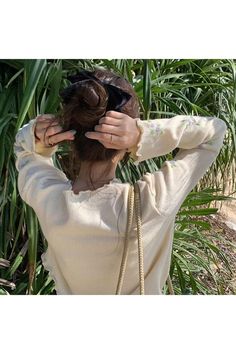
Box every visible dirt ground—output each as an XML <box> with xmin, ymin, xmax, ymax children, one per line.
<box><xmin>218</xmin><ymin>194</ymin><xmax>236</xmax><ymax>227</ymax></box>
<box><xmin>205</xmin><ymin>180</ymin><xmax>236</xmax><ymax>294</ymax></box>
<box><xmin>201</xmin><ymin>208</ymin><xmax>236</xmax><ymax>294</ymax></box>
<box><xmin>188</xmin><ymin>151</ymin><xmax>236</xmax><ymax>294</ymax></box>
<box><xmin>212</xmin><ymin>172</ymin><xmax>236</xmax><ymax>225</ymax></box>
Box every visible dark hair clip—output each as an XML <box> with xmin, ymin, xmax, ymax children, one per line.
<box><xmin>61</xmin><ymin>70</ymin><xmax>132</xmax><ymax>111</ymax></box>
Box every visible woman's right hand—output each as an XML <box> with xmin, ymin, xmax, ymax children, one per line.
<box><xmin>34</xmin><ymin>114</ymin><xmax>76</xmax><ymax>147</ymax></box>
<box><xmin>84</xmin><ymin>111</ymin><xmax>141</xmax><ymax>150</ymax></box>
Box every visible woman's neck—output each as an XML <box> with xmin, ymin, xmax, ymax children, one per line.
<box><xmin>71</xmin><ymin>162</ymin><xmax>117</xmax><ymax>193</ymax></box>
<box><xmin>71</xmin><ymin>151</ymin><xmax>126</xmax><ymax>193</ymax></box>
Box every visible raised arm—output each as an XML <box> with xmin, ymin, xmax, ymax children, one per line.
<box><xmin>13</xmin><ymin>117</ymin><xmax>69</xmax><ymax>215</ymax></box>
<box><xmin>130</xmin><ymin>115</ymin><xmax>227</xmax><ymax>215</ymax></box>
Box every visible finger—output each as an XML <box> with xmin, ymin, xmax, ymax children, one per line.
<box><xmin>99</xmin><ymin>116</ymin><xmax>121</xmax><ymax>125</ymax></box>
<box><xmin>35</xmin><ymin>123</ymin><xmax>61</xmax><ymax>141</ymax></box>
<box><xmin>85</xmin><ymin>131</ymin><xmax>120</xmax><ymax>144</ymax></box>
<box><xmin>36</xmin><ymin>115</ymin><xmax>59</xmax><ymax>126</ymax></box>
<box><xmin>36</xmin><ymin>114</ymin><xmax>57</xmax><ymax>121</ymax></box>
<box><xmin>105</xmin><ymin>110</ymin><xmax>126</xmax><ymax>119</ymax></box>
<box><xmin>94</xmin><ymin>123</ymin><xmax>122</xmax><ymax>135</ymax></box>
<box><xmin>47</xmin><ymin>130</ymin><xmax>76</xmax><ymax>145</ymax></box>
<box><xmin>36</xmin><ymin>121</ymin><xmax>59</xmax><ymax>131</ymax></box>
<box><xmin>45</xmin><ymin>125</ymin><xmax>64</xmax><ymax>137</ymax></box>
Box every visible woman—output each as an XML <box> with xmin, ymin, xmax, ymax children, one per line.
<box><xmin>14</xmin><ymin>68</ymin><xmax>227</xmax><ymax>295</ymax></box>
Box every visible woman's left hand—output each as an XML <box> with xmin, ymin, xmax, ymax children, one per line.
<box><xmin>84</xmin><ymin>111</ymin><xmax>141</xmax><ymax>150</ymax></box>
<box><xmin>34</xmin><ymin>114</ymin><xmax>76</xmax><ymax>147</ymax></box>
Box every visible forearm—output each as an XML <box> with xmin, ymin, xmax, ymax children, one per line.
<box><xmin>14</xmin><ymin>118</ymin><xmax>63</xmax><ymax>204</ymax></box>
<box><xmin>129</xmin><ymin>115</ymin><xmax>227</xmax><ymax>165</ymax></box>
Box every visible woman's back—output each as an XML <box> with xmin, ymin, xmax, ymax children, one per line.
<box><xmin>14</xmin><ymin>114</ymin><xmax>227</xmax><ymax>294</ymax></box>
<box><xmin>38</xmin><ymin>175</ymin><xmax>174</xmax><ymax>295</ymax></box>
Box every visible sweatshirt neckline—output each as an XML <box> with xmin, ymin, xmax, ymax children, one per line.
<box><xmin>64</xmin><ymin>177</ymin><xmax>123</xmax><ymax>200</ymax></box>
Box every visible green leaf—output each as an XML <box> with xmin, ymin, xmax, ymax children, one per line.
<box><xmin>16</xmin><ymin>59</ymin><xmax>46</xmax><ymax>131</ymax></box>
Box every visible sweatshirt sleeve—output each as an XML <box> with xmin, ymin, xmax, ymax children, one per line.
<box><xmin>130</xmin><ymin>115</ymin><xmax>227</xmax><ymax>216</ymax></box>
<box><xmin>13</xmin><ymin>116</ymin><xmax>69</xmax><ymax>214</ymax></box>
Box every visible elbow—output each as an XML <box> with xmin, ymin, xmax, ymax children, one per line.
<box><xmin>209</xmin><ymin>117</ymin><xmax>227</xmax><ymax>144</ymax></box>
<box><xmin>213</xmin><ymin>117</ymin><xmax>227</xmax><ymax>135</ymax></box>
<box><xmin>192</xmin><ymin>116</ymin><xmax>227</xmax><ymax>152</ymax></box>
<box><xmin>204</xmin><ymin>117</ymin><xmax>227</xmax><ymax>154</ymax></box>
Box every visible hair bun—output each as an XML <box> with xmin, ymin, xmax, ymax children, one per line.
<box><xmin>61</xmin><ymin>79</ymin><xmax>108</xmax><ymax>129</ymax></box>
<box><xmin>76</xmin><ymin>80</ymin><xmax>101</xmax><ymax>108</ymax></box>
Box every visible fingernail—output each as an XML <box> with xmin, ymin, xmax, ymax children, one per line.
<box><xmin>70</xmin><ymin>130</ymin><xmax>77</xmax><ymax>135</ymax></box>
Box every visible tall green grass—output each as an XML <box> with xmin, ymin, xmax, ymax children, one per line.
<box><xmin>0</xmin><ymin>59</ymin><xmax>235</xmax><ymax>295</ymax></box>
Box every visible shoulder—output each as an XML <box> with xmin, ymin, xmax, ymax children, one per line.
<box><xmin>134</xmin><ymin>173</ymin><xmax>163</xmax><ymax>217</ymax></box>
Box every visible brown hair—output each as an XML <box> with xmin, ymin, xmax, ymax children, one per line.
<box><xmin>58</xmin><ymin>67</ymin><xmax>140</xmax><ymax>186</ymax></box>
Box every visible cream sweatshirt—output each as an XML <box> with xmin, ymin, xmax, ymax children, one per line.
<box><xmin>13</xmin><ymin>114</ymin><xmax>227</xmax><ymax>295</ymax></box>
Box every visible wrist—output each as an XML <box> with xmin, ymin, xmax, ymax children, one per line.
<box><xmin>127</xmin><ymin>118</ymin><xmax>142</xmax><ymax>153</ymax></box>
